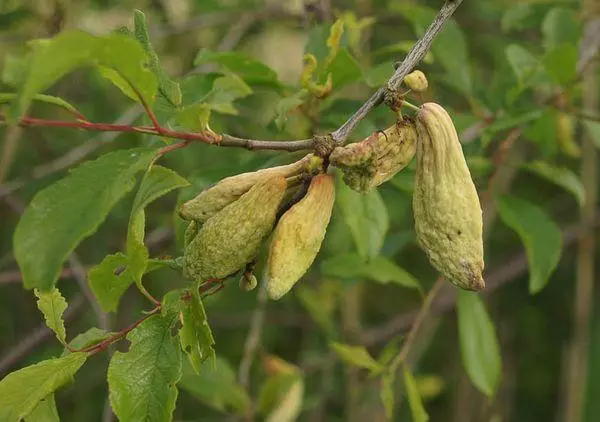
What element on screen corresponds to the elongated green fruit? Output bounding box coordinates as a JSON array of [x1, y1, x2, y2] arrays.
[[178, 155, 310, 222], [184, 175, 287, 281], [266, 174, 335, 299], [330, 118, 417, 193], [413, 103, 484, 290]]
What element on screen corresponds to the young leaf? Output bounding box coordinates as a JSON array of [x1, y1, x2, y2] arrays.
[[133, 10, 182, 107], [206, 73, 253, 115], [457, 291, 501, 397], [258, 369, 304, 422], [14, 148, 157, 291], [321, 253, 421, 291], [496, 195, 563, 293], [325, 48, 362, 90], [522, 161, 585, 207], [179, 287, 216, 373], [0, 93, 81, 116], [274, 90, 308, 131], [108, 314, 182, 422], [25, 394, 59, 422], [34, 287, 68, 345], [404, 367, 429, 422], [0, 352, 87, 421], [126, 165, 189, 290], [178, 358, 250, 414], [63, 327, 112, 355], [336, 180, 389, 259], [330, 342, 383, 373], [541, 8, 580, 52]]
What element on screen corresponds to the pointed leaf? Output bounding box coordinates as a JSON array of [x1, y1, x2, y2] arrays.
[[108, 314, 182, 422], [34, 287, 68, 345], [380, 371, 395, 420], [336, 181, 389, 259], [457, 291, 501, 397], [497, 195, 563, 293], [14, 148, 157, 291], [88, 253, 134, 313], [180, 287, 216, 373], [404, 367, 429, 422], [523, 161, 585, 207], [179, 358, 250, 414], [0, 353, 87, 421], [325, 48, 362, 90], [63, 327, 112, 356], [330, 342, 383, 373], [321, 253, 421, 290], [0, 93, 81, 116], [133, 10, 181, 106]]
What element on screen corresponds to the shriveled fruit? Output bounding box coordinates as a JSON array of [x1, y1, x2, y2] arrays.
[[330, 118, 417, 193], [266, 174, 335, 299], [413, 102, 484, 291], [178, 156, 310, 222], [403, 70, 428, 92], [239, 271, 258, 291], [184, 175, 287, 281]]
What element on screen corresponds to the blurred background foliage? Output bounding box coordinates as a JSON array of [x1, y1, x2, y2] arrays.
[[0, 0, 599, 421]]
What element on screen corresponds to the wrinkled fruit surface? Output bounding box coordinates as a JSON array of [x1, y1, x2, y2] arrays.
[[413, 102, 484, 291], [178, 156, 309, 222], [266, 174, 335, 299], [330, 118, 417, 193], [184, 175, 287, 281]]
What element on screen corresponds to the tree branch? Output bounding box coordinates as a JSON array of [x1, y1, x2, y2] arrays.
[[331, 0, 464, 143]]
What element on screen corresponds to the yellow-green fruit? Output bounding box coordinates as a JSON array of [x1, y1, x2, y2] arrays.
[[184, 220, 199, 248], [403, 70, 428, 92], [330, 118, 417, 193], [239, 272, 258, 291], [178, 156, 310, 222], [413, 103, 484, 291], [266, 174, 335, 299], [184, 176, 287, 281]]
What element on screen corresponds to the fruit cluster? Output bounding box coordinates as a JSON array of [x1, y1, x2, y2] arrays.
[[178, 70, 484, 297]]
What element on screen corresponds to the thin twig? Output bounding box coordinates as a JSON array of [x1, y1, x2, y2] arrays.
[[238, 284, 268, 389], [388, 277, 444, 372], [331, 0, 464, 143]]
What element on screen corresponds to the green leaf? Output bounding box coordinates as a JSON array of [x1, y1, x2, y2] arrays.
[[0, 93, 81, 116], [501, 3, 534, 32], [496, 195, 563, 293], [10, 30, 157, 119], [108, 314, 182, 422], [274, 90, 308, 131], [404, 367, 429, 422], [14, 148, 156, 291], [325, 48, 362, 90], [457, 291, 501, 397], [321, 253, 421, 291], [88, 253, 133, 313], [179, 358, 250, 414], [583, 119, 600, 149], [0, 352, 87, 421], [133, 10, 181, 106], [364, 60, 395, 88], [180, 287, 216, 373], [336, 181, 389, 259], [258, 372, 304, 422], [63, 327, 112, 355], [176, 103, 212, 132], [206, 73, 253, 115], [543, 44, 577, 86], [378, 336, 404, 367], [194, 50, 281, 87], [25, 394, 59, 422], [542, 8, 580, 52], [34, 287, 68, 345], [126, 165, 189, 290], [505, 44, 547, 87], [523, 161, 585, 207], [330, 342, 383, 373], [380, 371, 395, 420], [395, 5, 472, 95]]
